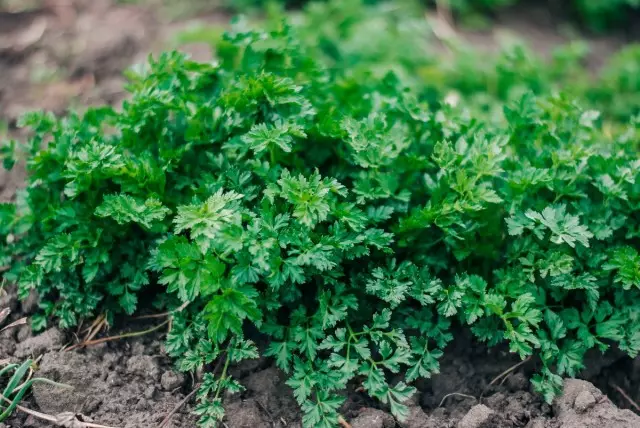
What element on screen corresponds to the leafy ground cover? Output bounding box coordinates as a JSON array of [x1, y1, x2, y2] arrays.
[[0, 0, 639, 427]]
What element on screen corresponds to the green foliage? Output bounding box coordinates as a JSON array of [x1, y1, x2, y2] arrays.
[[1, 1, 639, 427]]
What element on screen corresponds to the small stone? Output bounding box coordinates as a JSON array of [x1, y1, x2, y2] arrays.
[[16, 325, 33, 342], [106, 371, 123, 387], [161, 370, 185, 391], [458, 404, 495, 428], [573, 390, 596, 413], [351, 408, 395, 428]]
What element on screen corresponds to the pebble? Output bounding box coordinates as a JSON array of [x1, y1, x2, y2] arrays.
[[573, 390, 596, 413]]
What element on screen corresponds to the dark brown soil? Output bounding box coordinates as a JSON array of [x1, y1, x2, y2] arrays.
[[1, 1, 639, 427]]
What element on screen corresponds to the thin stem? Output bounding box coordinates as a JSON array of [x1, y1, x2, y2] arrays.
[[213, 349, 232, 401], [438, 392, 477, 407], [612, 384, 640, 413], [337, 415, 352, 428], [134, 301, 190, 320], [157, 383, 200, 428], [11, 377, 72, 397], [0, 393, 117, 427], [68, 319, 169, 350]]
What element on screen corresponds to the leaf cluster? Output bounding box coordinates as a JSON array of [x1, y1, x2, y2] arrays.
[[1, 1, 639, 426]]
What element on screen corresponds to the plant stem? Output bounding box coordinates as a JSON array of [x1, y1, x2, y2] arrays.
[[213, 348, 232, 401], [68, 319, 169, 350]]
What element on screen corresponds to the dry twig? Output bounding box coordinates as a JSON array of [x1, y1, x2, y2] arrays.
[[157, 383, 200, 428], [0, 394, 118, 428], [255, 399, 276, 427], [337, 415, 352, 428], [481, 356, 531, 397], [612, 384, 640, 413], [0, 307, 9, 324], [66, 320, 169, 350], [438, 392, 477, 407], [0, 317, 27, 333], [134, 301, 190, 320]]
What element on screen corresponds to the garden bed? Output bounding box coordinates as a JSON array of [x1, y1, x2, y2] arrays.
[[1, 1, 639, 428]]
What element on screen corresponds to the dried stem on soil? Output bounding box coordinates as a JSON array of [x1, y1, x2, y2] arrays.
[[481, 356, 531, 397], [79, 314, 107, 336], [157, 384, 200, 428], [134, 301, 190, 320], [0, 307, 9, 324], [0, 394, 117, 428], [438, 392, 477, 407], [83, 317, 107, 342], [255, 399, 275, 427], [337, 415, 352, 428], [66, 319, 169, 350], [612, 384, 640, 413], [0, 317, 27, 333]]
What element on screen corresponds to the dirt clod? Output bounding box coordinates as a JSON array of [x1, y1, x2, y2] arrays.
[[552, 379, 640, 428], [401, 405, 437, 428], [457, 404, 497, 428], [574, 390, 597, 413], [126, 354, 160, 380], [14, 327, 65, 358], [16, 324, 33, 342], [160, 370, 184, 391], [351, 408, 395, 428]]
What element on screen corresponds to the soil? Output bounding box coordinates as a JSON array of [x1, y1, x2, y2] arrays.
[[0, 1, 639, 427]]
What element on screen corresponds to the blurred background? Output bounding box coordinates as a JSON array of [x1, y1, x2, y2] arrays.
[[0, 0, 637, 201]]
